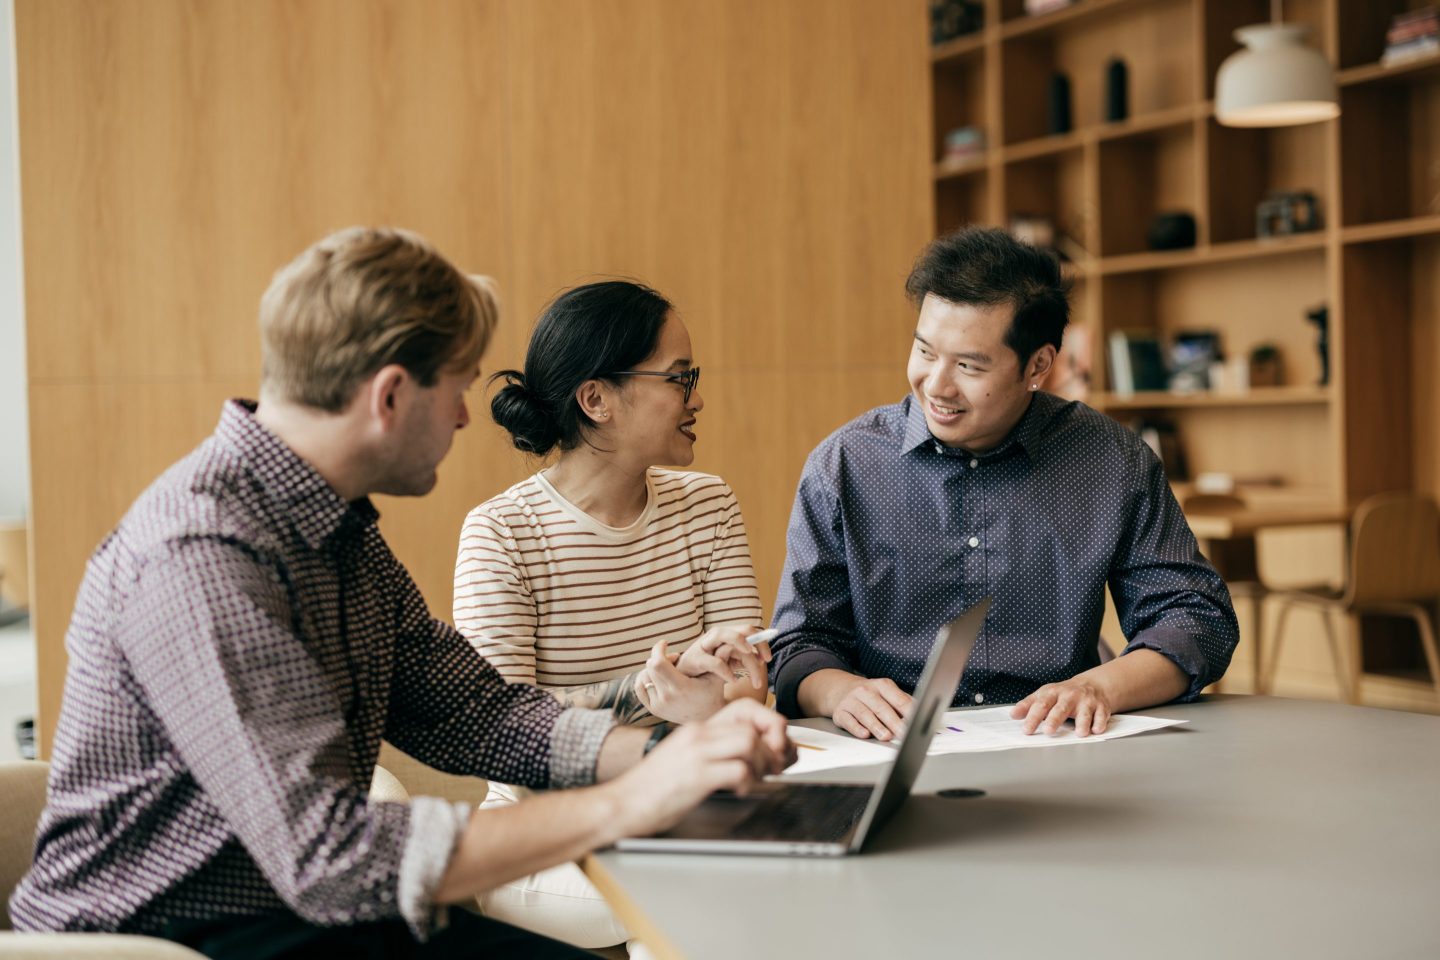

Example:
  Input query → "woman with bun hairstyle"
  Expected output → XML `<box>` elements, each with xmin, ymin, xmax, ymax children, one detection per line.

<box><xmin>453</xmin><ymin>280</ymin><xmax>768</xmax><ymax>954</ymax></box>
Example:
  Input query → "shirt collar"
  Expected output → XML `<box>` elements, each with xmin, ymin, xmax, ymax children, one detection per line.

<box><xmin>899</xmin><ymin>391</ymin><xmax>1059</xmax><ymax>462</ymax></box>
<box><xmin>215</xmin><ymin>399</ymin><xmax>379</xmax><ymax>550</ymax></box>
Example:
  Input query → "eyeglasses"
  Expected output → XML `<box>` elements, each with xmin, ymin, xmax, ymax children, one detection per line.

<box><xmin>608</xmin><ymin>367</ymin><xmax>701</xmax><ymax>404</ymax></box>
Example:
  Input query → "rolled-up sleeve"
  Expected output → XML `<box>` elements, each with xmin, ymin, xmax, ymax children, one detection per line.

<box><xmin>118</xmin><ymin>538</ymin><xmax>444</xmax><ymax>936</ymax></box>
<box><xmin>1111</xmin><ymin>446</ymin><xmax>1240</xmax><ymax>700</ymax></box>
<box><xmin>769</xmin><ymin>451</ymin><xmax>863</xmax><ymax>717</ymax></box>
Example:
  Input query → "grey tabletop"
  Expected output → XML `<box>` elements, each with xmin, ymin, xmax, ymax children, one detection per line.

<box><xmin>587</xmin><ymin>695</ymin><xmax>1440</xmax><ymax>959</ymax></box>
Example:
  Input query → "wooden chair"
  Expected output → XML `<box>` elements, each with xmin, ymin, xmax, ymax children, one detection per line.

<box><xmin>1183</xmin><ymin>493</ymin><xmax>1269</xmax><ymax>691</ymax></box>
<box><xmin>1265</xmin><ymin>492</ymin><xmax>1440</xmax><ymax>705</ymax></box>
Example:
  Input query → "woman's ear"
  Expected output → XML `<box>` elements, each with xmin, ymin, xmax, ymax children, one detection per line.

<box><xmin>575</xmin><ymin>379</ymin><xmax>611</xmax><ymax>424</ymax></box>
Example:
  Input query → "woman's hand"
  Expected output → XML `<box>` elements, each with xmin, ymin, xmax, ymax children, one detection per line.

<box><xmin>634</xmin><ymin>627</ymin><xmax>772</xmax><ymax>723</ymax></box>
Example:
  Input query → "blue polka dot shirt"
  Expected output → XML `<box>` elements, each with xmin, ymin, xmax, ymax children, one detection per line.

<box><xmin>769</xmin><ymin>392</ymin><xmax>1239</xmax><ymax>717</ymax></box>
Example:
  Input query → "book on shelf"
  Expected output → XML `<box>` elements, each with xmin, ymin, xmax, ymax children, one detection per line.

<box><xmin>1383</xmin><ymin>7</ymin><xmax>1439</xmax><ymax>66</ymax></box>
<box><xmin>1107</xmin><ymin>332</ymin><xmax>1167</xmax><ymax>396</ymax></box>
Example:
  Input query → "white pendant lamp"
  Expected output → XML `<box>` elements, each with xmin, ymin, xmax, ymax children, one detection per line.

<box><xmin>1215</xmin><ymin>0</ymin><xmax>1339</xmax><ymax>128</ymax></box>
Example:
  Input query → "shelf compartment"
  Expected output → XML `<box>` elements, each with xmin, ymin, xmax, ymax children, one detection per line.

<box><xmin>1339</xmin><ymin>235</ymin><xmax>1440</xmax><ymax>501</ymax></box>
<box><xmin>936</xmin><ymin>170</ymin><xmax>994</xmax><ymax>233</ymax></box>
<box><xmin>1003</xmin><ymin>146</ymin><xmax>1091</xmax><ymax>254</ymax></box>
<box><xmin>1151</xmin><ymin>404</ymin><xmax>1334</xmax><ymax>489</ymax></box>
<box><xmin>1336</xmin><ymin>0</ymin><xmax>1428</xmax><ymax>71</ymax></box>
<box><xmin>1099</xmin><ymin>253</ymin><xmax>1328</xmax><ymax>395</ymax></box>
<box><xmin>1101</xmin><ymin>234</ymin><xmax>1327</xmax><ymax>275</ymax></box>
<box><xmin>932</xmin><ymin>49</ymin><xmax>989</xmax><ymax>167</ymax></box>
<box><xmin>1098</xmin><ymin>121</ymin><xmax>1198</xmax><ymax>256</ymax></box>
<box><xmin>998</xmin><ymin>0</ymin><xmax>1195</xmax><ymax>146</ymax></box>
<box><xmin>1206</xmin><ymin>118</ymin><xmax>1332</xmax><ymax>245</ymax></box>
<box><xmin>1339</xmin><ymin>78</ymin><xmax>1440</xmax><ymax>228</ymax></box>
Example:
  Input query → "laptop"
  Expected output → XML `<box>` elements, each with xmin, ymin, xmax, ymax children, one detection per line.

<box><xmin>613</xmin><ymin>597</ymin><xmax>990</xmax><ymax>856</ymax></box>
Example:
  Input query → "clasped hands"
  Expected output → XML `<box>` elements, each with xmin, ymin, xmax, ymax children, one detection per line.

<box><xmin>634</xmin><ymin>625</ymin><xmax>772</xmax><ymax>723</ymax></box>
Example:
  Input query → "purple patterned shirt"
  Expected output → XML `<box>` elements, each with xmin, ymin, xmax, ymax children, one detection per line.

<box><xmin>9</xmin><ymin>400</ymin><xmax>615</xmax><ymax>938</ymax></box>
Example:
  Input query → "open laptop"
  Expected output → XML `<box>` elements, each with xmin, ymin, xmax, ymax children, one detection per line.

<box><xmin>614</xmin><ymin>597</ymin><xmax>990</xmax><ymax>856</ymax></box>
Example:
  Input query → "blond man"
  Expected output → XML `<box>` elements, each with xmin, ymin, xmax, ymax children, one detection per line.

<box><xmin>10</xmin><ymin>228</ymin><xmax>791</xmax><ymax>958</ymax></box>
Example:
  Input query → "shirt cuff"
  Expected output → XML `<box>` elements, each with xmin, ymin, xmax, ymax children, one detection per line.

<box><xmin>397</xmin><ymin>796</ymin><xmax>472</xmax><ymax>940</ymax></box>
<box><xmin>1122</xmin><ymin>627</ymin><xmax>1211</xmax><ymax>702</ymax></box>
<box><xmin>548</xmin><ymin>707</ymin><xmax>617</xmax><ymax>789</ymax></box>
<box><xmin>773</xmin><ymin>647</ymin><xmax>855</xmax><ymax>718</ymax></box>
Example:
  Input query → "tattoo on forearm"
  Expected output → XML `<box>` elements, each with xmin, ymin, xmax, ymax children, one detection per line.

<box><xmin>552</xmin><ymin>672</ymin><xmax>652</xmax><ymax>724</ymax></box>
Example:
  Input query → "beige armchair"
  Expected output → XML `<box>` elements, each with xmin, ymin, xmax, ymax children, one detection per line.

<box><xmin>0</xmin><ymin>761</ymin><xmax>206</xmax><ymax>958</ymax></box>
<box><xmin>0</xmin><ymin>753</ymin><xmax>483</xmax><ymax>957</ymax></box>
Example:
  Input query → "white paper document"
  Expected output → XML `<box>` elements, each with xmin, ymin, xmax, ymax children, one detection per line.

<box><xmin>781</xmin><ymin>725</ymin><xmax>897</xmax><ymax>775</ymax></box>
<box><xmin>780</xmin><ymin>708</ymin><xmax>1185</xmax><ymax>775</ymax></box>
<box><xmin>927</xmin><ymin>706</ymin><xmax>1185</xmax><ymax>754</ymax></box>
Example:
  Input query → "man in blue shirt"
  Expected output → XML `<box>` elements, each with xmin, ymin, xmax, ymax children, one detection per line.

<box><xmin>769</xmin><ymin>227</ymin><xmax>1237</xmax><ymax>740</ymax></box>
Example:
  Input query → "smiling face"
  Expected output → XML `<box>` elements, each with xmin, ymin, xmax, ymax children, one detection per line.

<box><xmin>907</xmin><ymin>294</ymin><xmax>1051</xmax><ymax>453</ymax></box>
<box><xmin>606</xmin><ymin>313</ymin><xmax>704</xmax><ymax>468</ymax></box>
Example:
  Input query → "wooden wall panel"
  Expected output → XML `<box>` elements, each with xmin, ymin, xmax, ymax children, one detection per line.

<box><xmin>18</xmin><ymin>0</ymin><xmax>931</xmax><ymax>753</ymax></box>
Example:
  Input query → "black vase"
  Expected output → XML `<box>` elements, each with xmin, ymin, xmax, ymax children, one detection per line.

<box><xmin>1048</xmin><ymin>72</ymin><xmax>1072</xmax><ymax>135</ymax></box>
<box><xmin>1105</xmin><ymin>58</ymin><xmax>1128</xmax><ymax>122</ymax></box>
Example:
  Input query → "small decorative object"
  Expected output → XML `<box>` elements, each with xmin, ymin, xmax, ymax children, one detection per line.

<box><xmin>1146</xmin><ymin>211</ymin><xmax>1197</xmax><ymax>250</ymax></box>
<box><xmin>1009</xmin><ymin>213</ymin><xmax>1056</xmax><ymax>250</ymax></box>
<box><xmin>1048</xmin><ymin>72</ymin><xmax>1072</xmax><ymax>135</ymax></box>
<box><xmin>1256</xmin><ymin>190</ymin><xmax>1321</xmax><ymax>237</ymax></box>
<box><xmin>1306</xmin><ymin>305</ymin><xmax>1329</xmax><ymax>386</ymax></box>
<box><xmin>1249</xmin><ymin>344</ymin><xmax>1283</xmax><ymax>387</ymax></box>
<box><xmin>1105</xmin><ymin>58</ymin><xmax>1129</xmax><ymax>122</ymax></box>
<box><xmin>1026</xmin><ymin>0</ymin><xmax>1075</xmax><ymax>15</ymax></box>
<box><xmin>1107</xmin><ymin>332</ymin><xmax>1167</xmax><ymax>395</ymax></box>
<box><xmin>930</xmin><ymin>1</ymin><xmax>984</xmax><ymax>45</ymax></box>
<box><xmin>943</xmin><ymin>125</ymin><xmax>986</xmax><ymax>162</ymax></box>
<box><xmin>1168</xmin><ymin>330</ymin><xmax>1222</xmax><ymax>393</ymax></box>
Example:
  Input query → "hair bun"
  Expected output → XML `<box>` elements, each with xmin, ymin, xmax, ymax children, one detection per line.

<box><xmin>490</xmin><ymin>370</ymin><xmax>559</xmax><ymax>455</ymax></box>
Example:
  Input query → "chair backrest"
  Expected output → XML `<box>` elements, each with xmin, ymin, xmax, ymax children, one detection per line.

<box><xmin>376</xmin><ymin>742</ymin><xmax>490</xmax><ymax>806</ymax></box>
<box><xmin>1347</xmin><ymin>492</ymin><xmax>1440</xmax><ymax>606</ymax></box>
<box><xmin>0</xmin><ymin>761</ymin><xmax>50</xmax><ymax>930</ymax></box>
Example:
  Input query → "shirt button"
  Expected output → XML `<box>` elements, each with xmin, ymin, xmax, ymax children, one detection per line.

<box><xmin>968</xmin><ymin>536</ymin><xmax>980</xmax><ymax>548</ymax></box>
<box><xmin>934</xmin><ymin>442</ymin><xmax>944</xmax><ymax>454</ymax></box>
<box><xmin>969</xmin><ymin>458</ymin><xmax>978</xmax><ymax>468</ymax></box>
<box><xmin>974</xmin><ymin>692</ymin><xmax>985</xmax><ymax>704</ymax></box>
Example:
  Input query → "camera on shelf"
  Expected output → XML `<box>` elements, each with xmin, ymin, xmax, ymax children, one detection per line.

<box><xmin>1256</xmin><ymin>191</ymin><xmax>1321</xmax><ymax>238</ymax></box>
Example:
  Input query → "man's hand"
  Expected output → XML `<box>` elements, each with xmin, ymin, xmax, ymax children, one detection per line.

<box><xmin>677</xmin><ymin>625</ymin><xmax>769</xmax><ymax>690</ymax></box>
<box><xmin>797</xmin><ymin>669</ymin><xmax>912</xmax><ymax>741</ymax></box>
<box><xmin>1010</xmin><ymin>674</ymin><xmax>1114</xmax><ymax>737</ymax></box>
<box><xmin>607</xmin><ymin>699</ymin><xmax>797</xmax><ymax>838</ymax></box>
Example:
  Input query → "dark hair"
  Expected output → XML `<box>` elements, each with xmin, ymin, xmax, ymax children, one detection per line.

<box><xmin>904</xmin><ymin>227</ymin><xmax>1070</xmax><ymax>373</ymax></box>
<box><xmin>490</xmin><ymin>280</ymin><xmax>672</xmax><ymax>455</ymax></box>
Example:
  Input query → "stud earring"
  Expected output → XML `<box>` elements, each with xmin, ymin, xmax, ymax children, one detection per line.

<box><xmin>1029</xmin><ymin>383</ymin><xmax>1038</xmax><ymax>391</ymax></box>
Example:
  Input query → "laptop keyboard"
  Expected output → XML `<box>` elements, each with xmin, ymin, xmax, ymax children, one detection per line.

<box><xmin>729</xmin><ymin>784</ymin><xmax>874</xmax><ymax>842</ymax></box>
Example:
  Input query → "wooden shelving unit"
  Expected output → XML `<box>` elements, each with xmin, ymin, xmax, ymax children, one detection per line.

<box><xmin>927</xmin><ymin>0</ymin><xmax>1439</xmax><ymax>512</ymax></box>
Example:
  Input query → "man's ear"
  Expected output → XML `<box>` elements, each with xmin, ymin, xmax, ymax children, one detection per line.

<box><xmin>1027</xmin><ymin>345</ymin><xmax>1058</xmax><ymax>385</ymax></box>
<box><xmin>366</xmin><ymin>364</ymin><xmax>411</xmax><ymax>430</ymax></box>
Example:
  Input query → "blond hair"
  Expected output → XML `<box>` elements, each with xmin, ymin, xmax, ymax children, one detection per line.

<box><xmin>259</xmin><ymin>227</ymin><xmax>498</xmax><ymax>411</ymax></box>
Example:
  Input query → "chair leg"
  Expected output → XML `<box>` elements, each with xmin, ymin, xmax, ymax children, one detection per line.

<box><xmin>1249</xmin><ymin>592</ymin><xmax>1266</xmax><ymax>695</ymax></box>
<box><xmin>1264</xmin><ymin>598</ymin><xmax>1294</xmax><ymax>695</ymax></box>
<box><xmin>1403</xmin><ymin>605</ymin><xmax>1440</xmax><ymax>696</ymax></box>
<box><xmin>1322</xmin><ymin>613</ymin><xmax>1354</xmax><ymax>705</ymax></box>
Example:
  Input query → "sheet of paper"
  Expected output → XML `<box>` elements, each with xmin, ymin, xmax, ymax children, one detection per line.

<box><xmin>779</xmin><ymin>725</ymin><xmax>896</xmax><ymax>775</ymax></box>
<box><xmin>927</xmin><ymin>706</ymin><xmax>1185</xmax><ymax>755</ymax></box>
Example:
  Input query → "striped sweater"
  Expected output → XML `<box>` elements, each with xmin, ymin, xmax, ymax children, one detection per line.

<box><xmin>454</xmin><ymin>468</ymin><xmax>763</xmax><ymax>687</ymax></box>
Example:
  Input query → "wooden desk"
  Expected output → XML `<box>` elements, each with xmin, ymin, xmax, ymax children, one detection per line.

<box><xmin>584</xmin><ymin>696</ymin><xmax>1440</xmax><ymax>960</ymax></box>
